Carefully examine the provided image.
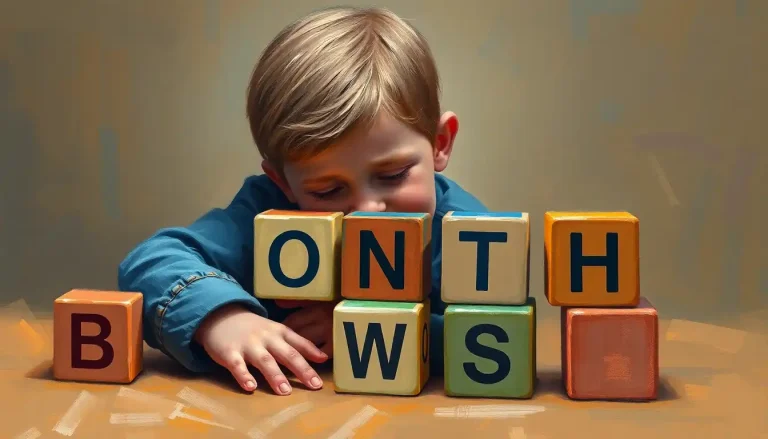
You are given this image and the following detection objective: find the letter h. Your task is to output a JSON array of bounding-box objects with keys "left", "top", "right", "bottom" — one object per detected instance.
[{"left": 570, "top": 232, "right": 619, "bottom": 293}]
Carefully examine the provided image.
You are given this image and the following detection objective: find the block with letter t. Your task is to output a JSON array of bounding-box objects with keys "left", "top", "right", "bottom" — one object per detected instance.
[
  {"left": 441, "top": 211, "right": 530, "bottom": 305},
  {"left": 333, "top": 300, "right": 430, "bottom": 396},
  {"left": 341, "top": 212, "right": 431, "bottom": 302},
  {"left": 254, "top": 209, "right": 343, "bottom": 301},
  {"left": 544, "top": 211, "right": 639, "bottom": 307},
  {"left": 444, "top": 298, "right": 536, "bottom": 398},
  {"left": 53, "top": 289, "right": 143, "bottom": 383}
]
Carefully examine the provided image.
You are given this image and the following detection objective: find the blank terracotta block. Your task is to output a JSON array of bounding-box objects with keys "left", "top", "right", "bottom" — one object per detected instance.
[
  {"left": 561, "top": 297, "right": 658, "bottom": 400},
  {"left": 341, "top": 212, "right": 431, "bottom": 302},
  {"left": 254, "top": 209, "right": 343, "bottom": 301},
  {"left": 54, "top": 289, "right": 143, "bottom": 383},
  {"left": 545, "top": 211, "right": 640, "bottom": 307}
]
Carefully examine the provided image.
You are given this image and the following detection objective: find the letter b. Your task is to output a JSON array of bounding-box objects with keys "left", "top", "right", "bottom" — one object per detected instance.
[{"left": 71, "top": 313, "right": 114, "bottom": 369}]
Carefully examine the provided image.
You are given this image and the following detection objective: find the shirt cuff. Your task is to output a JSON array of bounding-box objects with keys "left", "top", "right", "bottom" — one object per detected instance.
[{"left": 155, "top": 273, "right": 267, "bottom": 373}]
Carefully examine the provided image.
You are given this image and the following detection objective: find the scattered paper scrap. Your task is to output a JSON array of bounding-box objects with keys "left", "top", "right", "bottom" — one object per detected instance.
[
  {"left": 434, "top": 404, "right": 546, "bottom": 419},
  {"left": 176, "top": 386, "right": 249, "bottom": 431},
  {"left": 168, "top": 403, "right": 236, "bottom": 430},
  {"left": 327, "top": 405, "right": 380, "bottom": 439},
  {"left": 248, "top": 401, "right": 314, "bottom": 439},
  {"left": 115, "top": 387, "right": 179, "bottom": 417},
  {"left": 109, "top": 413, "right": 165, "bottom": 426},
  {"left": 52, "top": 390, "right": 99, "bottom": 436},
  {"left": 13, "top": 427, "right": 41, "bottom": 439}
]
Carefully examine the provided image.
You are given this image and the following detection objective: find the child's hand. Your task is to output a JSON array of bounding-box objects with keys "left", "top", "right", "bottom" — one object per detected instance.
[
  {"left": 281, "top": 301, "right": 336, "bottom": 358},
  {"left": 194, "top": 303, "right": 328, "bottom": 395}
]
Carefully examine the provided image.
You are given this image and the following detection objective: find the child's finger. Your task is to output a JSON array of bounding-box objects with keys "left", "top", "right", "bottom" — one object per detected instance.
[
  {"left": 320, "top": 342, "right": 334, "bottom": 359},
  {"left": 268, "top": 341, "right": 323, "bottom": 390},
  {"left": 284, "top": 329, "right": 328, "bottom": 364},
  {"left": 274, "top": 299, "right": 313, "bottom": 309},
  {"left": 244, "top": 346, "right": 293, "bottom": 395},
  {"left": 282, "top": 307, "right": 322, "bottom": 333},
  {"left": 219, "top": 351, "right": 258, "bottom": 392},
  {"left": 295, "top": 323, "right": 327, "bottom": 346}
]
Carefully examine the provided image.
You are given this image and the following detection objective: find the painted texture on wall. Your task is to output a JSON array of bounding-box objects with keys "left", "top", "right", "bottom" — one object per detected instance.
[{"left": 0, "top": 0, "right": 766, "bottom": 317}]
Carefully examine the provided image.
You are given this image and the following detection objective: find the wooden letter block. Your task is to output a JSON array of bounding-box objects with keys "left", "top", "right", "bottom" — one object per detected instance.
[
  {"left": 254, "top": 209, "right": 343, "bottom": 301},
  {"left": 341, "top": 212, "right": 431, "bottom": 302},
  {"left": 53, "top": 289, "right": 143, "bottom": 383},
  {"left": 561, "top": 297, "right": 658, "bottom": 400},
  {"left": 442, "top": 211, "right": 530, "bottom": 305},
  {"left": 333, "top": 299, "right": 430, "bottom": 396},
  {"left": 444, "top": 298, "right": 536, "bottom": 398},
  {"left": 545, "top": 211, "right": 639, "bottom": 307}
]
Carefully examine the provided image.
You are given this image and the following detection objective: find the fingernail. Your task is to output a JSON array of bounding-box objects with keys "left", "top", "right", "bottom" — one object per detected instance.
[
  {"left": 245, "top": 381, "right": 255, "bottom": 390},
  {"left": 311, "top": 377, "right": 322, "bottom": 388},
  {"left": 279, "top": 383, "right": 291, "bottom": 394}
]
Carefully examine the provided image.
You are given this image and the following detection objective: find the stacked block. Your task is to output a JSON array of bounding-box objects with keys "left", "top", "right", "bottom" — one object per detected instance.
[
  {"left": 442, "top": 212, "right": 536, "bottom": 398},
  {"left": 53, "top": 289, "right": 143, "bottom": 383},
  {"left": 334, "top": 212, "right": 432, "bottom": 396},
  {"left": 254, "top": 209, "right": 343, "bottom": 301},
  {"left": 545, "top": 212, "right": 658, "bottom": 400}
]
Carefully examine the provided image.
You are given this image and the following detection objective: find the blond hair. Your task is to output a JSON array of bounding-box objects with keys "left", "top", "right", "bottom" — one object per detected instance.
[{"left": 246, "top": 6, "right": 441, "bottom": 172}]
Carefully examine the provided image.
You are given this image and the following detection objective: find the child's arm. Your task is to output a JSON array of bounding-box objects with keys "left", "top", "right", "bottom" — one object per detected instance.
[
  {"left": 118, "top": 177, "right": 267, "bottom": 372},
  {"left": 117, "top": 176, "right": 326, "bottom": 394}
]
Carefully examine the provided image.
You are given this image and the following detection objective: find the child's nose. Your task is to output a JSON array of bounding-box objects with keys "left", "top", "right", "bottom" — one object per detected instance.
[{"left": 353, "top": 195, "right": 386, "bottom": 213}]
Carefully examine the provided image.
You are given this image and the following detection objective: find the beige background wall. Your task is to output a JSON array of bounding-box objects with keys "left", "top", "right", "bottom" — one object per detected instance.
[{"left": 0, "top": 0, "right": 765, "bottom": 323}]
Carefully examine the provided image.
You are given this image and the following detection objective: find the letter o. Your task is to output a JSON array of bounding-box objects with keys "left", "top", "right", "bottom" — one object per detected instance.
[{"left": 268, "top": 230, "right": 320, "bottom": 288}]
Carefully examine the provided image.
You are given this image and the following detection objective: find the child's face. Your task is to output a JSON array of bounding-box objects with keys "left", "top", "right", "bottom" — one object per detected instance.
[{"left": 263, "top": 111, "right": 458, "bottom": 216}]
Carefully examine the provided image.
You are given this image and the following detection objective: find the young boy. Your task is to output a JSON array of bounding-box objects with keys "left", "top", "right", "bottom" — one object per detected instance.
[{"left": 118, "top": 6, "right": 488, "bottom": 396}]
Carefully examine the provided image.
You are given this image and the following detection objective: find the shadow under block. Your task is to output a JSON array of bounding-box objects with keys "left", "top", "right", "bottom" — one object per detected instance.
[
  {"left": 254, "top": 210, "right": 343, "bottom": 301},
  {"left": 444, "top": 298, "right": 536, "bottom": 398},
  {"left": 561, "top": 297, "right": 658, "bottom": 400},
  {"left": 53, "top": 289, "right": 143, "bottom": 384},
  {"left": 333, "top": 299, "right": 430, "bottom": 396},
  {"left": 544, "top": 211, "right": 639, "bottom": 307},
  {"left": 341, "top": 212, "right": 431, "bottom": 302},
  {"left": 442, "top": 211, "right": 530, "bottom": 305}
]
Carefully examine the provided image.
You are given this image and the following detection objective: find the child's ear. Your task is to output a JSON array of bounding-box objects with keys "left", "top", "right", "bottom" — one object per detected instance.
[
  {"left": 433, "top": 111, "right": 458, "bottom": 172},
  {"left": 261, "top": 160, "right": 297, "bottom": 203}
]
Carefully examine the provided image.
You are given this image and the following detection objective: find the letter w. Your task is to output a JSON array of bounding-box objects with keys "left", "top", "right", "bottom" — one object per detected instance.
[{"left": 343, "top": 322, "right": 407, "bottom": 380}]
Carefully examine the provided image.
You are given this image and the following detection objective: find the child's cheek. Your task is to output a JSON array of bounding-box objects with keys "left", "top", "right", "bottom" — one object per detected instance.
[{"left": 387, "top": 176, "right": 435, "bottom": 214}]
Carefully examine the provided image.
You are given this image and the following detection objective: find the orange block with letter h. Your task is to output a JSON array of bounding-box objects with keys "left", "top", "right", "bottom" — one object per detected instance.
[
  {"left": 544, "top": 211, "right": 639, "bottom": 307},
  {"left": 53, "top": 289, "right": 143, "bottom": 383}
]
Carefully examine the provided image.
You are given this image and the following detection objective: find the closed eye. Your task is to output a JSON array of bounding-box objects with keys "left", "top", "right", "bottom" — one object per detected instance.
[
  {"left": 379, "top": 166, "right": 411, "bottom": 182},
  {"left": 309, "top": 186, "right": 342, "bottom": 199}
]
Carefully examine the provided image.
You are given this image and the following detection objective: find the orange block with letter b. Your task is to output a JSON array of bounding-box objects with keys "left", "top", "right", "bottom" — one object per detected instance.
[
  {"left": 545, "top": 212, "right": 639, "bottom": 307},
  {"left": 53, "top": 289, "right": 143, "bottom": 383},
  {"left": 341, "top": 212, "right": 431, "bottom": 302}
]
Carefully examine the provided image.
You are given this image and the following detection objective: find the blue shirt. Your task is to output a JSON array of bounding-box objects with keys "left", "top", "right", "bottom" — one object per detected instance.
[{"left": 118, "top": 173, "right": 487, "bottom": 376}]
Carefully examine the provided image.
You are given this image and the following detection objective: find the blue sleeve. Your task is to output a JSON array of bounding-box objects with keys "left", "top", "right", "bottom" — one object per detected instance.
[
  {"left": 428, "top": 176, "right": 490, "bottom": 376},
  {"left": 117, "top": 175, "right": 288, "bottom": 373}
]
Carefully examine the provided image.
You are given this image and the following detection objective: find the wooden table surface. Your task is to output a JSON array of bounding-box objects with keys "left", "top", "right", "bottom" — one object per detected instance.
[{"left": 1, "top": 302, "right": 766, "bottom": 439}]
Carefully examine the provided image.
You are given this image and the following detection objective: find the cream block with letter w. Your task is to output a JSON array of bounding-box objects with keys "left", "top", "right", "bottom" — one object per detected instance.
[{"left": 333, "top": 299, "right": 430, "bottom": 396}]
